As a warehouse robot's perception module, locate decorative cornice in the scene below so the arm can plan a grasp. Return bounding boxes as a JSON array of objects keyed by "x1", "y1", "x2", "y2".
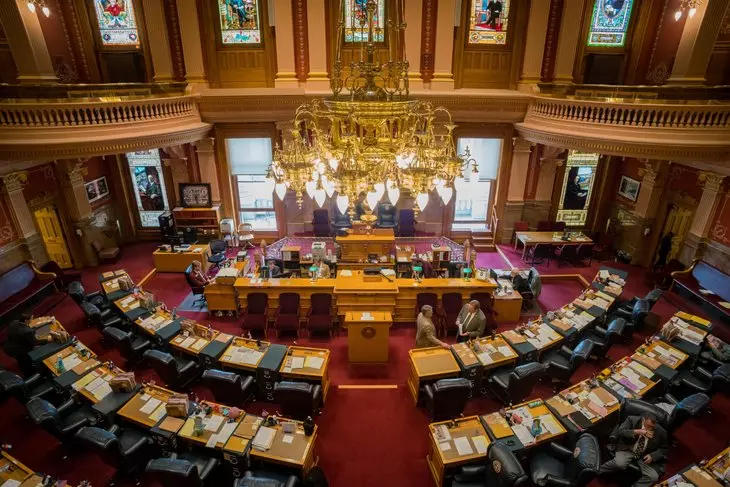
[
  {"x1": 512, "y1": 137, "x2": 534, "y2": 153},
  {"x1": 292, "y1": 0, "x2": 310, "y2": 82},
  {"x1": 192, "y1": 137, "x2": 215, "y2": 153},
  {"x1": 420, "y1": 0, "x2": 437, "y2": 82}
]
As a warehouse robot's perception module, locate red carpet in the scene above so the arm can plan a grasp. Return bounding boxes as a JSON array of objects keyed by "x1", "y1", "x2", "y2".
[{"x1": 1, "y1": 242, "x2": 729, "y2": 486}]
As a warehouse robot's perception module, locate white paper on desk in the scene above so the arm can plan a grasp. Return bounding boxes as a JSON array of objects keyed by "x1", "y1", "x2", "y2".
[
  {"x1": 127, "y1": 301, "x2": 140, "y2": 310},
  {"x1": 192, "y1": 338, "x2": 208, "y2": 351},
  {"x1": 290, "y1": 357, "x2": 305, "y2": 369},
  {"x1": 497, "y1": 346, "x2": 513, "y2": 357},
  {"x1": 540, "y1": 415, "x2": 561, "y2": 435},
  {"x1": 512, "y1": 406, "x2": 533, "y2": 422},
  {"x1": 242, "y1": 350, "x2": 264, "y2": 365},
  {"x1": 304, "y1": 356, "x2": 324, "y2": 369},
  {"x1": 205, "y1": 434, "x2": 219, "y2": 448},
  {"x1": 120, "y1": 296, "x2": 135, "y2": 306},
  {"x1": 361, "y1": 312, "x2": 374, "y2": 321},
  {"x1": 524, "y1": 330, "x2": 536, "y2": 338},
  {"x1": 204, "y1": 415, "x2": 225, "y2": 432},
  {"x1": 339, "y1": 270, "x2": 353, "y2": 277},
  {"x1": 454, "y1": 437, "x2": 474, "y2": 456},
  {"x1": 62, "y1": 354, "x2": 82, "y2": 371},
  {"x1": 282, "y1": 434, "x2": 294, "y2": 444},
  {"x1": 478, "y1": 352, "x2": 493, "y2": 364},
  {"x1": 472, "y1": 436, "x2": 488, "y2": 454},
  {"x1": 587, "y1": 392, "x2": 604, "y2": 407},
  {"x1": 86, "y1": 376, "x2": 107, "y2": 393},
  {"x1": 140, "y1": 397, "x2": 162, "y2": 414},
  {"x1": 180, "y1": 337, "x2": 196, "y2": 349},
  {"x1": 629, "y1": 361, "x2": 653, "y2": 378},
  {"x1": 150, "y1": 404, "x2": 166, "y2": 422},
  {"x1": 218, "y1": 421, "x2": 238, "y2": 444},
  {"x1": 140, "y1": 394, "x2": 151, "y2": 401},
  {"x1": 439, "y1": 442, "x2": 451, "y2": 452},
  {"x1": 92, "y1": 382, "x2": 113, "y2": 401},
  {"x1": 527, "y1": 338, "x2": 542, "y2": 349},
  {"x1": 2, "y1": 480, "x2": 22, "y2": 487},
  {"x1": 512, "y1": 424, "x2": 535, "y2": 445}
]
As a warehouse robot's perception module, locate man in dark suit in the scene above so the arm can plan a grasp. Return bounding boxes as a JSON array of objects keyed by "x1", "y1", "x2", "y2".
[
  {"x1": 599, "y1": 413, "x2": 667, "y2": 487},
  {"x1": 455, "y1": 300, "x2": 487, "y2": 343}
]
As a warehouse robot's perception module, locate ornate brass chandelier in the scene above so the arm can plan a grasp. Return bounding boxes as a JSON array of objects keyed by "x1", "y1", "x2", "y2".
[{"x1": 268, "y1": 0, "x2": 477, "y2": 216}]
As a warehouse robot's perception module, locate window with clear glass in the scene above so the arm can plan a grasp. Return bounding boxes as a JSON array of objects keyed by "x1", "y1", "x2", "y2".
[
  {"x1": 344, "y1": 0, "x2": 385, "y2": 42},
  {"x1": 92, "y1": 0, "x2": 140, "y2": 47},
  {"x1": 217, "y1": 0, "x2": 262, "y2": 44},
  {"x1": 126, "y1": 149, "x2": 169, "y2": 227},
  {"x1": 587, "y1": 0, "x2": 635, "y2": 47},
  {"x1": 226, "y1": 138, "x2": 277, "y2": 231},
  {"x1": 467, "y1": 0, "x2": 510, "y2": 45},
  {"x1": 452, "y1": 138, "x2": 501, "y2": 231}
]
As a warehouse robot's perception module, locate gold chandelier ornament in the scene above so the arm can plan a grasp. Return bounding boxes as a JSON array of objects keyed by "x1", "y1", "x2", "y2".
[
  {"x1": 674, "y1": 0, "x2": 701, "y2": 20},
  {"x1": 268, "y1": 0, "x2": 477, "y2": 215}
]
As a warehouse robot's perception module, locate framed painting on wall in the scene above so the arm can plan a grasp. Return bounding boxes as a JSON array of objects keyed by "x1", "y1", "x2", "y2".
[
  {"x1": 618, "y1": 176, "x2": 641, "y2": 201},
  {"x1": 556, "y1": 151, "x2": 600, "y2": 227},
  {"x1": 180, "y1": 183, "x2": 212, "y2": 208},
  {"x1": 86, "y1": 176, "x2": 110, "y2": 203}
]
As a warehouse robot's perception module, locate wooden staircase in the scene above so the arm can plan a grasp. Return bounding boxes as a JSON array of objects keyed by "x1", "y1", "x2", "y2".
[{"x1": 471, "y1": 229, "x2": 495, "y2": 252}]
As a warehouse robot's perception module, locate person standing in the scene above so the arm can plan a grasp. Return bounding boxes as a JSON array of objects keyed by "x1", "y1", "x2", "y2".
[
  {"x1": 654, "y1": 232, "x2": 674, "y2": 271},
  {"x1": 415, "y1": 305, "x2": 449, "y2": 349},
  {"x1": 3, "y1": 313, "x2": 53, "y2": 376},
  {"x1": 455, "y1": 300, "x2": 487, "y2": 342}
]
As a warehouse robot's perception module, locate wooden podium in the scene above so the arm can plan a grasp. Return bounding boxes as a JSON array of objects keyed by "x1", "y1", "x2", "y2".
[{"x1": 344, "y1": 311, "x2": 392, "y2": 363}]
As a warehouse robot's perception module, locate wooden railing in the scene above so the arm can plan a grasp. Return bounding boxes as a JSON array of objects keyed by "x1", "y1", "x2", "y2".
[
  {"x1": 0, "y1": 95, "x2": 199, "y2": 128},
  {"x1": 490, "y1": 206, "x2": 499, "y2": 236},
  {"x1": 526, "y1": 96, "x2": 730, "y2": 129}
]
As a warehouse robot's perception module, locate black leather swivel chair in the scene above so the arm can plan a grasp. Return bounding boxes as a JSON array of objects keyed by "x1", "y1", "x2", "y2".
[
  {"x1": 530, "y1": 433, "x2": 600, "y2": 487},
  {"x1": 452, "y1": 442, "x2": 531, "y2": 487},
  {"x1": 376, "y1": 202, "x2": 397, "y2": 228},
  {"x1": 616, "y1": 289, "x2": 662, "y2": 314},
  {"x1": 75, "y1": 425, "x2": 152, "y2": 485},
  {"x1": 201, "y1": 369, "x2": 255, "y2": 405},
  {"x1": 69, "y1": 281, "x2": 109, "y2": 310},
  {"x1": 207, "y1": 239, "x2": 227, "y2": 271},
  {"x1": 102, "y1": 326, "x2": 152, "y2": 366},
  {"x1": 26, "y1": 397, "x2": 96, "y2": 455},
  {"x1": 615, "y1": 395, "x2": 709, "y2": 444},
  {"x1": 332, "y1": 207, "x2": 351, "y2": 230},
  {"x1": 423, "y1": 378, "x2": 471, "y2": 421},
  {"x1": 274, "y1": 381, "x2": 322, "y2": 420},
  {"x1": 614, "y1": 299, "x2": 659, "y2": 336},
  {"x1": 235, "y1": 471, "x2": 298, "y2": 487},
  {"x1": 541, "y1": 340, "x2": 594, "y2": 388},
  {"x1": 670, "y1": 363, "x2": 730, "y2": 398},
  {"x1": 0, "y1": 369, "x2": 55, "y2": 403},
  {"x1": 81, "y1": 301, "x2": 123, "y2": 330},
  {"x1": 146, "y1": 453, "x2": 219, "y2": 487},
  {"x1": 144, "y1": 349, "x2": 202, "y2": 390},
  {"x1": 486, "y1": 362, "x2": 546, "y2": 405},
  {"x1": 583, "y1": 318, "x2": 626, "y2": 361}
]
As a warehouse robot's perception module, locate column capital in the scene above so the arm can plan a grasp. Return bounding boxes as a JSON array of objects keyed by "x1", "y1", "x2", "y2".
[
  {"x1": 193, "y1": 137, "x2": 215, "y2": 153},
  {"x1": 539, "y1": 157, "x2": 564, "y2": 167},
  {"x1": 512, "y1": 137, "x2": 534, "y2": 153},
  {"x1": 1, "y1": 171, "x2": 28, "y2": 193},
  {"x1": 698, "y1": 171, "x2": 725, "y2": 192}
]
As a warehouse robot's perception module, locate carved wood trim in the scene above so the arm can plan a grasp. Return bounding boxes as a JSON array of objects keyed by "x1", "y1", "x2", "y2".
[
  {"x1": 61, "y1": 0, "x2": 97, "y2": 82},
  {"x1": 163, "y1": 0, "x2": 186, "y2": 81},
  {"x1": 420, "y1": 0, "x2": 437, "y2": 81},
  {"x1": 292, "y1": 0, "x2": 310, "y2": 82},
  {"x1": 540, "y1": 0, "x2": 564, "y2": 82}
]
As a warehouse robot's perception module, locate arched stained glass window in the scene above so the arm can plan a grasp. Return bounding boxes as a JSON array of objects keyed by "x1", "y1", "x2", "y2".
[
  {"x1": 218, "y1": 0, "x2": 262, "y2": 44},
  {"x1": 127, "y1": 149, "x2": 169, "y2": 228},
  {"x1": 587, "y1": 0, "x2": 635, "y2": 47},
  {"x1": 467, "y1": 0, "x2": 510, "y2": 45},
  {"x1": 344, "y1": 0, "x2": 385, "y2": 43},
  {"x1": 92, "y1": 0, "x2": 140, "y2": 47}
]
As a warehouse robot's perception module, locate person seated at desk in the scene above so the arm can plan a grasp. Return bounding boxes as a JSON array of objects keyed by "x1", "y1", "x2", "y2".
[
  {"x1": 2, "y1": 313, "x2": 54, "y2": 376},
  {"x1": 414, "y1": 259, "x2": 434, "y2": 278},
  {"x1": 189, "y1": 260, "x2": 212, "y2": 287},
  {"x1": 416, "y1": 305, "x2": 449, "y2": 349},
  {"x1": 455, "y1": 300, "x2": 487, "y2": 343},
  {"x1": 313, "y1": 257, "x2": 331, "y2": 278},
  {"x1": 599, "y1": 413, "x2": 668, "y2": 487},
  {"x1": 263, "y1": 259, "x2": 282, "y2": 278}
]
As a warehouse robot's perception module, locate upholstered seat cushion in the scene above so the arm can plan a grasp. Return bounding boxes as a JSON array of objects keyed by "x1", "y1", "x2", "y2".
[
  {"x1": 275, "y1": 314, "x2": 299, "y2": 329},
  {"x1": 307, "y1": 315, "x2": 332, "y2": 329},
  {"x1": 530, "y1": 452, "x2": 566, "y2": 485},
  {"x1": 174, "y1": 357, "x2": 197, "y2": 375},
  {"x1": 490, "y1": 369, "x2": 511, "y2": 390},
  {"x1": 542, "y1": 350, "x2": 570, "y2": 368},
  {"x1": 118, "y1": 427, "x2": 151, "y2": 456},
  {"x1": 678, "y1": 393, "x2": 710, "y2": 416},
  {"x1": 60, "y1": 406, "x2": 97, "y2": 433},
  {"x1": 176, "y1": 452, "x2": 219, "y2": 480},
  {"x1": 676, "y1": 370, "x2": 712, "y2": 393},
  {"x1": 244, "y1": 314, "x2": 267, "y2": 328},
  {"x1": 131, "y1": 336, "x2": 152, "y2": 352},
  {"x1": 0, "y1": 370, "x2": 24, "y2": 394},
  {"x1": 99, "y1": 248, "x2": 120, "y2": 260}
]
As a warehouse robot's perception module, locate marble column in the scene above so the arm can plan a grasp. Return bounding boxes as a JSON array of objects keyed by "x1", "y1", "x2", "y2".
[
  {"x1": 667, "y1": 0, "x2": 730, "y2": 85},
  {"x1": 194, "y1": 138, "x2": 220, "y2": 204},
  {"x1": 141, "y1": 0, "x2": 175, "y2": 81},
  {"x1": 0, "y1": 0, "x2": 57, "y2": 83},
  {"x1": 682, "y1": 171, "x2": 725, "y2": 263},
  {"x1": 306, "y1": 0, "x2": 329, "y2": 89},
  {"x1": 175, "y1": 0, "x2": 207, "y2": 86},
  {"x1": 404, "y1": 0, "x2": 424, "y2": 89},
  {"x1": 431, "y1": 0, "x2": 455, "y2": 90},
  {"x1": 0, "y1": 171, "x2": 47, "y2": 263},
  {"x1": 553, "y1": 0, "x2": 584, "y2": 84},
  {"x1": 56, "y1": 160, "x2": 98, "y2": 267},
  {"x1": 631, "y1": 161, "x2": 668, "y2": 266},
  {"x1": 518, "y1": 0, "x2": 551, "y2": 92},
  {"x1": 273, "y1": 0, "x2": 299, "y2": 88},
  {"x1": 163, "y1": 150, "x2": 190, "y2": 207},
  {"x1": 502, "y1": 138, "x2": 534, "y2": 243}
]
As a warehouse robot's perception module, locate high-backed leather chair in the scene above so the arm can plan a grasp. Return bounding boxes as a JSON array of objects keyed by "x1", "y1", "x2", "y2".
[
  {"x1": 486, "y1": 362, "x2": 545, "y2": 405},
  {"x1": 541, "y1": 340, "x2": 594, "y2": 388},
  {"x1": 306, "y1": 293, "x2": 333, "y2": 337},
  {"x1": 615, "y1": 299, "x2": 657, "y2": 336},
  {"x1": 75, "y1": 425, "x2": 152, "y2": 484},
  {"x1": 274, "y1": 292, "x2": 301, "y2": 338},
  {"x1": 81, "y1": 301, "x2": 123, "y2": 330},
  {"x1": 617, "y1": 289, "x2": 663, "y2": 315},
  {"x1": 184, "y1": 264, "x2": 206, "y2": 308},
  {"x1": 312, "y1": 209, "x2": 330, "y2": 237},
  {"x1": 452, "y1": 442, "x2": 531, "y2": 487},
  {"x1": 671, "y1": 363, "x2": 730, "y2": 397},
  {"x1": 332, "y1": 207, "x2": 351, "y2": 230},
  {"x1": 201, "y1": 369, "x2": 254, "y2": 405},
  {"x1": 207, "y1": 239, "x2": 227, "y2": 271},
  {"x1": 274, "y1": 381, "x2": 322, "y2": 420},
  {"x1": 146, "y1": 453, "x2": 219, "y2": 487},
  {"x1": 441, "y1": 293, "x2": 463, "y2": 336},
  {"x1": 27, "y1": 397, "x2": 96, "y2": 452},
  {"x1": 69, "y1": 280, "x2": 109, "y2": 311},
  {"x1": 243, "y1": 293, "x2": 268, "y2": 337},
  {"x1": 615, "y1": 395, "x2": 709, "y2": 443},
  {"x1": 235, "y1": 471, "x2": 298, "y2": 487},
  {"x1": 530, "y1": 433, "x2": 600, "y2": 487},
  {"x1": 0, "y1": 369, "x2": 54, "y2": 403},
  {"x1": 423, "y1": 378, "x2": 471, "y2": 421},
  {"x1": 514, "y1": 268, "x2": 542, "y2": 311},
  {"x1": 397, "y1": 209, "x2": 416, "y2": 237},
  {"x1": 143, "y1": 349, "x2": 202, "y2": 389},
  {"x1": 583, "y1": 318, "x2": 625, "y2": 361},
  {"x1": 102, "y1": 326, "x2": 151, "y2": 366},
  {"x1": 376, "y1": 202, "x2": 397, "y2": 228}
]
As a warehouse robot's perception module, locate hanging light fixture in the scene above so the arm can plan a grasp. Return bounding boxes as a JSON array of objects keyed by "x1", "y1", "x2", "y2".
[
  {"x1": 416, "y1": 192, "x2": 430, "y2": 212},
  {"x1": 313, "y1": 189, "x2": 327, "y2": 208},
  {"x1": 386, "y1": 179, "x2": 400, "y2": 206},
  {"x1": 675, "y1": 0, "x2": 701, "y2": 20},
  {"x1": 336, "y1": 194, "x2": 349, "y2": 215},
  {"x1": 27, "y1": 0, "x2": 50, "y2": 16}
]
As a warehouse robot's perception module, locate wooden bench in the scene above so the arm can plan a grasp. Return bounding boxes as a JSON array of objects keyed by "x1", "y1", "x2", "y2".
[
  {"x1": 0, "y1": 261, "x2": 57, "y2": 324},
  {"x1": 671, "y1": 259, "x2": 730, "y2": 324}
]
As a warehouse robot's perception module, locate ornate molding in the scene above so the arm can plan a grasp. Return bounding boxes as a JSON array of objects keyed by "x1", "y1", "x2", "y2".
[
  {"x1": 512, "y1": 137, "x2": 534, "y2": 153},
  {"x1": 163, "y1": 0, "x2": 186, "y2": 80},
  {"x1": 193, "y1": 137, "x2": 215, "y2": 154},
  {"x1": 292, "y1": 0, "x2": 310, "y2": 82},
  {"x1": 420, "y1": 0, "x2": 437, "y2": 82},
  {"x1": 1, "y1": 171, "x2": 28, "y2": 193},
  {"x1": 541, "y1": 0, "x2": 564, "y2": 81},
  {"x1": 698, "y1": 171, "x2": 725, "y2": 192}
]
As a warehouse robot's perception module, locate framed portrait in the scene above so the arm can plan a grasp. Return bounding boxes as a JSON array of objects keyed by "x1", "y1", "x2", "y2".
[
  {"x1": 618, "y1": 176, "x2": 641, "y2": 202},
  {"x1": 180, "y1": 183, "x2": 212, "y2": 208},
  {"x1": 85, "y1": 176, "x2": 110, "y2": 203}
]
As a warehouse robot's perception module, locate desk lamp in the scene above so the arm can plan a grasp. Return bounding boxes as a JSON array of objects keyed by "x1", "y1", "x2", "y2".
[
  {"x1": 309, "y1": 265, "x2": 319, "y2": 283},
  {"x1": 462, "y1": 267, "x2": 472, "y2": 282}
]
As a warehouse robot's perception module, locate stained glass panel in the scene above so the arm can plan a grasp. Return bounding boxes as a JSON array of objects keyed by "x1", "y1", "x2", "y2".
[
  {"x1": 127, "y1": 150, "x2": 169, "y2": 228},
  {"x1": 344, "y1": 0, "x2": 385, "y2": 43},
  {"x1": 218, "y1": 0, "x2": 262, "y2": 44},
  {"x1": 587, "y1": 0, "x2": 635, "y2": 47},
  {"x1": 93, "y1": 0, "x2": 140, "y2": 47},
  {"x1": 468, "y1": 0, "x2": 510, "y2": 45},
  {"x1": 556, "y1": 151, "x2": 600, "y2": 227}
]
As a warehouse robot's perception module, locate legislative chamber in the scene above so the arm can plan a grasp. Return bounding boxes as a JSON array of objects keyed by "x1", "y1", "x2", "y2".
[{"x1": 1, "y1": 0, "x2": 729, "y2": 486}]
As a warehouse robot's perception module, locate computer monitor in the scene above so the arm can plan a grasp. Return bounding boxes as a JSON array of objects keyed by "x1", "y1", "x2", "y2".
[{"x1": 182, "y1": 227, "x2": 198, "y2": 244}]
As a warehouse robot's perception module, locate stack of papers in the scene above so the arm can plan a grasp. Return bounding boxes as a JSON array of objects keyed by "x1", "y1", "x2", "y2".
[
  {"x1": 304, "y1": 356, "x2": 324, "y2": 369},
  {"x1": 512, "y1": 424, "x2": 535, "y2": 445},
  {"x1": 453, "y1": 437, "x2": 474, "y2": 456},
  {"x1": 191, "y1": 338, "x2": 209, "y2": 351},
  {"x1": 361, "y1": 312, "x2": 374, "y2": 321},
  {"x1": 140, "y1": 397, "x2": 162, "y2": 415},
  {"x1": 229, "y1": 347, "x2": 264, "y2": 365},
  {"x1": 252, "y1": 426, "x2": 277, "y2": 451},
  {"x1": 61, "y1": 354, "x2": 82, "y2": 371},
  {"x1": 290, "y1": 357, "x2": 305, "y2": 369}
]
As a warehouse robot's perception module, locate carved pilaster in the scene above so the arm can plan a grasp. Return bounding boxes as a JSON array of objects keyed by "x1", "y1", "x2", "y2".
[
  {"x1": 1, "y1": 171, "x2": 36, "y2": 240},
  {"x1": 163, "y1": 0, "x2": 186, "y2": 80},
  {"x1": 420, "y1": 0, "x2": 437, "y2": 82},
  {"x1": 541, "y1": 0, "x2": 564, "y2": 81},
  {"x1": 292, "y1": 0, "x2": 309, "y2": 82},
  {"x1": 689, "y1": 172, "x2": 726, "y2": 240},
  {"x1": 699, "y1": 171, "x2": 725, "y2": 193},
  {"x1": 163, "y1": 156, "x2": 190, "y2": 205},
  {"x1": 519, "y1": 0, "x2": 551, "y2": 90},
  {"x1": 1, "y1": 171, "x2": 28, "y2": 193},
  {"x1": 193, "y1": 138, "x2": 219, "y2": 203},
  {"x1": 508, "y1": 138, "x2": 534, "y2": 203}
]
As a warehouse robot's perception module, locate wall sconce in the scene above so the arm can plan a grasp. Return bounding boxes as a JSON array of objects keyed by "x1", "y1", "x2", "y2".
[
  {"x1": 675, "y1": 0, "x2": 701, "y2": 21},
  {"x1": 27, "y1": 0, "x2": 51, "y2": 17}
]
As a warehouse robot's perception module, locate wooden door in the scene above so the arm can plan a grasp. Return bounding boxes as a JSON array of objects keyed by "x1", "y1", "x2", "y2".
[
  {"x1": 660, "y1": 205, "x2": 693, "y2": 262},
  {"x1": 34, "y1": 206, "x2": 73, "y2": 268}
]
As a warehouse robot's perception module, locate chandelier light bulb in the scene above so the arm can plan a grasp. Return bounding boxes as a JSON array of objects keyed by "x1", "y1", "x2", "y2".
[
  {"x1": 42, "y1": 5, "x2": 50, "y2": 16},
  {"x1": 386, "y1": 181, "x2": 400, "y2": 206},
  {"x1": 275, "y1": 183, "x2": 287, "y2": 201},
  {"x1": 674, "y1": 10, "x2": 682, "y2": 20},
  {"x1": 416, "y1": 192, "x2": 429, "y2": 212},
  {"x1": 439, "y1": 186, "x2": 453, "y2": 205},
  {"x1": 263, "y1": 177, "x2": 275, "y2": 196},
  {"x1": 313, "y1": 189, "x2": 326, "y2": 208},
  {"x1": 27, "y1": 1, "x2": 36, "y2": 12},
  {"x1": 328, "y1": 158, "x2": 339, "y2": 171},
  {"x1": 336, "y1": 195, "x2": 349, "y2": 214},
  {"x1": 689, "y1": 7, "x2": 697, "y2": 17},
  {"x1": 322, "y1": 176, "x2": 336, "y2": 198},
  {"x1": 365, "y1": 191, "x2": 381, "y2": 211},
  {"x1": 305, "y1": 180, "x2": 317, "y2": 199},
  {"x1": 373, "y1": 182, "x2": 386, "y2": 200}
]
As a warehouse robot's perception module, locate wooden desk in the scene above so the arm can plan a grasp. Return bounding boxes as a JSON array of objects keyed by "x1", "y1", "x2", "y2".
[
  {"x1": 249, "y1": 419, "x2": 318, "y2": 476},
  {"x1": 177, "y1": 401, "x2": 245, "y2": 451},
  {"x1": 706, "y1": 446, "x2": 730, "y2": 482},
  {"x1": 28, "y1": 316, "x2": 65, "y2": 341},
  {"x1": 220, "y1": 338, "x2": 271, "y2": 374},
  {"x1": 514, "y1": 231, "x2": 592, "y2": 261},
  {"x1": 223, "y1": 414, "x2": 263, "y2": 456},
  {"x1": 394, "y1": 278, "x2": 497, "y2": 324},
  {"x1": 234, "y1": 277, "x2": 336, "y2": 320},
  {"x1": 172, "y1": 329, "x2": 234, "y2": 360},
  {"x1": 660, "y1": 465, "x2": 725, "y2": 487},
  {"x1": 344, "y1": 311, "x2": 392, "y2": 363},
  {"x1": 336, "y1": 230, "x2": 395, "y2": 262},
  {"x1": 470, "y1": 335, "x2": 519, "y2": 370},
  {"x1": 114, "y1": 294, "x2": 152, "y2": 321},
  {"x1": 136, "y1": 311, "x2": 178, "y2": 338},
  {"x1": 482, "y1": 399, "x2": 567, "y2": 452},
  {"x1": 334, "y1": 270, "x2": 399, "y2": 316},
  {"x1": 670, "y1": 314, "x2": 710, "y2": 344},
  {"x1": 41, "y1": 341, "x2": 97, "y2": 377},
  {"x1": 675, "y1": 311, "x2": 713, "y2": 332},
  {"x1": 72, "y1": 364, "x2": 122, "y2": 403},
  {"x1": 117, "y1": 385, "x2": 176, "y2": 428},
  {"x1": 205, "y1": 263, "x2": 244, "y2": 314},
  {"x1": 492, "y1": 290, "x2": 523, "y2": 323},
  {"x1": 153, "y1": 244, "x2": 211, "y2": 273},
  {"x1": 426, "y1": 416, "x2": 490, "y2": 487},
  {"x1": 281, "y1": 346, "x2": 331, "y2": 402},
  {"x1": 546, "y1": 379, "x2": 620, "y2": 429},
  {"x1": 598, "y1": 357, "x2": 658, "y2": 400},
  {"x1": 633, "y1": 340, "x2": 689, "y2": 371},
  {"x1": 503, "y1": 322, "x2": 562, "y2": 363},
  {"x1": 100, "y1": 270, "x2": 132, "y2": 294},
  {"x1": 0, "y1": 451, "x2": 35, "y2": 485},
  {"x1": 407, "y1": 347, "x2": 461, "y2": 404}
]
